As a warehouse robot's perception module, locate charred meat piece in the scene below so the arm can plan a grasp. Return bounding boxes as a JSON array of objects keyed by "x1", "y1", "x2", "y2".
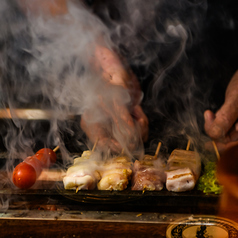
[
  {"x1": 131, "y1": 156, "x2": 166, "y2": 191},
  {"x1": 97, "y1": 156, "x2": 132, "y2": 191},
  {"x1": 165, "y1": 149, "x2": 201, "y2": 192}
]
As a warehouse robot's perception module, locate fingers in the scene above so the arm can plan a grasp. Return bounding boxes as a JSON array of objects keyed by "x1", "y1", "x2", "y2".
[
  {"x1": 87, "y1": 46, "x2": 148, "y2": 149},
  {"x1": 204, "y1": 104, "x2": 238, "y2": 140},
  {"x1": 132, "y1": 105, "x2": 149, "y2": 142},
  {"x1": 205, "y1": 140, "x2": 238, "y2": 154},
  {"x1": 204, "y1": 110, "x2": 216, "y2": 137},
  {"x1": 204, "y1": 108, "x2": 238, "y2": 143},
  {"x1": 80, "y1": 116, "x2": 123, "y2": 153},
  {"x1": 204, "y1": 71, "x2": 238, "y2": 142},
  {"x1": 19, "y1": 0, "x2": 68, "y2": 16},
  {"x1": 80, "y1": 103, "x2": 149, "y2": 152},
  {"x1": 95, "y1": 45, "x2": 143, "y2": 106}
]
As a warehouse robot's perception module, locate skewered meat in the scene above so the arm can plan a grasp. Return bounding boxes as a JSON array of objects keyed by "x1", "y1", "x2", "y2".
[
  {"x1": 131, "y1": 156, "x2": 166, "y2": 191},
  {"x1": 63, "y1": 151, "x2": 100, "y2": 190},
  {"x1": 165, "y1": 149, "x2": 201, "y2": 192},
  {"x1": 97, "y1": 156, "x2": 132, "y2": 191}
]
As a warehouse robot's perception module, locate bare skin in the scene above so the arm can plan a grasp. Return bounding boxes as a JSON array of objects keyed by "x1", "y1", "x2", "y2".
[
  {"x1": 204, "y1": 71, "x2": 238, "y2": 222},
  {"x1": 204, "y1": 70, "x2": 238, "y2": 150},
  {"x1": 81, "y1": 46, "x2": 149, "y2": 151},
  {"x1": 18, "y1": 0, "x2": 149, "y2": 151},
  {"x1": 17, "y1": 0, "x2": 68, "y2": 16}
]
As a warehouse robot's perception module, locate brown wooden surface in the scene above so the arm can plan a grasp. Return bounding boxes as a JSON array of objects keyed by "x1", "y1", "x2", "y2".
[
  {"x1": 0, "y1": 210, "x2": 184, "y2": 238},
  {"x1": 0, "y1": 151, "x2": 228, "y2": 238},
  {"x1": 0, "y1": 219, "x2": 169, "y2": 238}
]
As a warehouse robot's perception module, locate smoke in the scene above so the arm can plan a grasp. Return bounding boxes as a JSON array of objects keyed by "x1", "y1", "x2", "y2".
[
  {"x1": 1, "y1": 0, "x2": 233, "y2": 217},
  {"x1": 92, "y1": 0, "x2": 210, "y2": 152},
  {"x1": 0, "y1": 0, "x2": 143, "y2": 159},
  {"x1": 0, "y1": 0, "x2": 148, "y2": 213},
  {"x1": 0, "y1": 0, "x2": 213, "y2": 165}
]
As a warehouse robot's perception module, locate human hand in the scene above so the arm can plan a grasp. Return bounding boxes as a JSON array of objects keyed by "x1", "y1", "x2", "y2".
[
  {"x1": 80, "y1": 46, "x2": 148, "y2": 152},
  {"x1": 204, "y1": 70, "x2": 238, "y2": 146},
  {"x1": 80, "y1": 102, "x2": 148, "y2": 153},
  {"x1": 18, "y1": 0, "x2": 68, "y2": 16}
]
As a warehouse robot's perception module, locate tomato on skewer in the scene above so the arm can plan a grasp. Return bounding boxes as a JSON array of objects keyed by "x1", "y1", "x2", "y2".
[
  {"x1": 12, "y1": 147, "x2": 58, "y2": 189},
  {"x1": 12, "y1": 162, "x2": 37, "y2": 189},
  {"x1": 34, "y1": 148, "x2": 57, "y2": 168}
]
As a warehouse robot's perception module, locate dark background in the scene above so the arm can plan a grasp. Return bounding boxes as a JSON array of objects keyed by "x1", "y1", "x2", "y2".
[{"x1": 0, "y1": 0, "x2": 237, "y2": 154}]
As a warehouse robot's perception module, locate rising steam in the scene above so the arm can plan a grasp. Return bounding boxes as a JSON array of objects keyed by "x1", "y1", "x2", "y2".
[
  {"x1": 0, "y1": 0, "x2": 220, "y2": 211},
  {"x1": 93, "y1": 0, "x2": 209, "y2": 151},
  {"x1": 0, "y1": 0, "x2": 143, "y2": 160}
]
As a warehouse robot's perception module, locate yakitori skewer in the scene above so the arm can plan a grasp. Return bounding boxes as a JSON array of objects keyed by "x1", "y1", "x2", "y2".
[
  {"x1": 212, "y1": 141, "x2": 220, "y2": 160},
  {"x1": 92, "y1": 138, "x2": 99, "y2": 152},
  {"x1": 53, "y1": 145, "x2": 60, "y2": 153},
  {"x1": 74, "y1": 139, "x2": 99, "y2": 193},
  {"x1": 142, "y1": 142, "x2": 162, "y2": 193},
  {"x1": 186, "y1": 140, "x2": 191, "y2": 151},
  {"x1": 154, "y1": 142, "x2": 162, "y2": 159},
  {"x1": 131, "y1": 141, "x2": 165, "y2": 192},
  {"x1": 64, "y1": 141, "x2": 100, "y2": 193},
  {"x1": 97, "y1": 146, "x2": 132, "y2": 191},
  {"x1": 12, "y1": 146, "x2": 58, "y2": 189},
  {"x1": 165, "y1": 139, "x2": 201, "y2": 192}
]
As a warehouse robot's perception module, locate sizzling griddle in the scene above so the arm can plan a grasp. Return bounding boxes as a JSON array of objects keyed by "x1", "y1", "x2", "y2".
[
  {"x1": 0, "y1": 151, "x2": 219, "y2": 214},
  {"x1": 0, "y1": 182, "x2": 219, "y2": 214}
]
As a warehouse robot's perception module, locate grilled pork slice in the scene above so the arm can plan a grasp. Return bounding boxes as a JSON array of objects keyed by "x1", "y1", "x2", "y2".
[
  {"x1": 131, "y1": 157, "x2": 166, "y2": 191},
  {"x1": 63, "y1": 151, "x2": 100, "y2": 190},
  {"x1": 165, "y1": 149, "x2": 201, "y2": 192},
  {"x1": 166, "y1": 168, "x2": 195, "y2": 192},
  {"x1": 97, "y1": 156, "x2": 132, "y2": 191}
]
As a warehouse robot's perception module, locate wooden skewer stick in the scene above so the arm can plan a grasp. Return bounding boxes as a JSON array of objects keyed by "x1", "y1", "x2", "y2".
[
  {"x1": 53, "y1": 145, "x2": 60, "y2": 153},
  {"x1": 76, "y1": 186, "x2": 79, "y2": 194},
  {"x1": 121, "y1": 148, "x2": 125, "y2": 155},
  {"x1": 142, "y1": 185, "x2": 146, "y2": 194},
  {"x1": 154, "y1": 142, "x2": 162, "y2": 159},
  {"x1": 212, "y1": 141, "x2": 220, "y2": 160},
  {"x1": 186, "y1": 140, "x2": 190, "y2": 151},
  {"x1": 92, "y1": 138, "x2": 99, "y2": 152}
]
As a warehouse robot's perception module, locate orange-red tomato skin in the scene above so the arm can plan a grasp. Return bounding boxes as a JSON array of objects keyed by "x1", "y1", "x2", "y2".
[
  {"x1": 12, "y1": 162, "x2": 37, "y2": 189},
  {"x1": 12, "y1": 148, "x2": 57, "y2": 189},
  {"x1": 34, "y1": 148, "x2": 57, "y2": 168}
]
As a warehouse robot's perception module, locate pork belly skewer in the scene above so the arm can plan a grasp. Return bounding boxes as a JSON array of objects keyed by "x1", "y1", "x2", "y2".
[
  {"x1": 131, "y1": 142, "x2": 166, "y2": 191},
  {"x1": 97, "y1": 150, "x2": 133, "y2": 191},
  {"x1": 63, "y1": 140, "x2": 100, "y2": 192},
  {"x1": 165, "y1": 140, "x2": 201, "y2": 192}
]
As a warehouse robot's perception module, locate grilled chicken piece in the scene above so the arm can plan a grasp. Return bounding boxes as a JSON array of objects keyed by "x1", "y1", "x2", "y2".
[
  {"x1": 165, "y1": 149, "x2": 201, "y2": 192},
  {"x1": 63, "y1": 151, "x2": 100, "y2": 190},
  {"x1": 73, "y1": 150, "x2": 92, "y2": 164},
  {"x1": 97, "y1": 156, "x2": 132, "y2": 191},
  {"x1": 131, "y1": 156, "x2": 166, "y2": 191}
]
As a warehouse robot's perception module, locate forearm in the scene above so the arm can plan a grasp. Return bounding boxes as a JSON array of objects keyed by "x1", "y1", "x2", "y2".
[
  {"x1": 95, "y1": 45, "x2": 142, "y2": 106},
  {"x1": 17, "y1": 0, "x2": 68, "y2": 16}
]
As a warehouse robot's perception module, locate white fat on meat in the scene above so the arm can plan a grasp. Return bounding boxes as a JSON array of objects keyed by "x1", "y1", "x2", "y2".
[
  {"x1": 166, "y1": 168, "x2": 195, "y2": 192},
  {"x1": 63, "y1": 150, "x2": 100, "y2": 190},
  {"x1": 63, "y1": 175, "x2": 96, "y2": 190},
  {"x1": 131, "y1": 157, "x2": 166, "y2": 191},
  {"x1": 165, "y1": 149, "x2": 201, "y2": 192},
  {"x1": 73, "y1": 150, "x2": 92, "y2": 164},
  {"x1": 97, "y1": 156, "x2": 132, "y2": 191}
]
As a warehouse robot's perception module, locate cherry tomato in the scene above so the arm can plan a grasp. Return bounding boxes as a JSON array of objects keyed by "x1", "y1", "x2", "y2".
[
  {"x1": 25, "y1": 156, "x2": 43, "y2": 177},
  {"x1": 34, "y1": 148, "x2": 57, "y2": 168},
  {"x1": 12, "y1": 162, "x2": 37, "y2": 189}
]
